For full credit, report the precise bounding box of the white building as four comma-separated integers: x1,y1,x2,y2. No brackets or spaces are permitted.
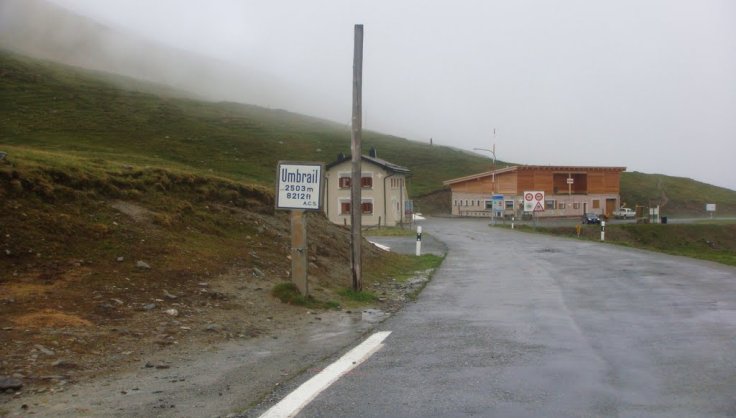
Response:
323,148,410,227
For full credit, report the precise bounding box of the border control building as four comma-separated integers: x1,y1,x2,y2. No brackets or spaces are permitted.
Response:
443,165,626,219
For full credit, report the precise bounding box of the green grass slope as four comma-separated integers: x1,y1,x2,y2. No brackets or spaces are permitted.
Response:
621,172,736,215
2,49,734,214
0,50,489,197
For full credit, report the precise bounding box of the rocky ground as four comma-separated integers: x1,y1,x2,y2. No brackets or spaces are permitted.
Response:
0,261,434,417
0,219,441,417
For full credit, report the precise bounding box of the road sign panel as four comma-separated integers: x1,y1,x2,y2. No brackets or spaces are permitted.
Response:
523,191,544,212
275,161,324,211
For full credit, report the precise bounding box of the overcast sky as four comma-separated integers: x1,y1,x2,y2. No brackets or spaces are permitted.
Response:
48,0,736,190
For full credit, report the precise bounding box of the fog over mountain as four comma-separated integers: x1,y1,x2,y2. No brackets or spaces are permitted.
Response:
0,0,320,112
2,0,735,191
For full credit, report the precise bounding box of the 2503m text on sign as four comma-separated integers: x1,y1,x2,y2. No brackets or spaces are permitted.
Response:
275,162,325,211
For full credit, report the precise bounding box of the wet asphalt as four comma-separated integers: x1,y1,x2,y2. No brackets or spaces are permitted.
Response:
367,233,447,257
296,217,736,417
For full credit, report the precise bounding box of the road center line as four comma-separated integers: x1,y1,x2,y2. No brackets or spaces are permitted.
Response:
259,331,392,418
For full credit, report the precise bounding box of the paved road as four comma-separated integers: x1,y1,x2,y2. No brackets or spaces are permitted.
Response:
294,217,736,417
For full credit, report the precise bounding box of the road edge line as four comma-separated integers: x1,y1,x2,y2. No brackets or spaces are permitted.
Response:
259,330,392,418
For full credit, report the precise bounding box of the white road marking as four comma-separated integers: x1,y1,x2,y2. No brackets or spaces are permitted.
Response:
368,240,391,252
259,331,392,418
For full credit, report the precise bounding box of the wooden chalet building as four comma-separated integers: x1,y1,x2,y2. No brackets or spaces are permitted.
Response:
443,165,626,218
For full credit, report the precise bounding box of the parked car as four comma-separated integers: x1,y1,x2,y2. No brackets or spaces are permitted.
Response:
613,207,636,219
582,213,601,224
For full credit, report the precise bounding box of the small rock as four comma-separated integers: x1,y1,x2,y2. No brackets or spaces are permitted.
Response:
252,267,265,278
204,323,222,332
34,345,55,356
136,260,151,269
116,256,124,262
143,303,157,311
0,376,23,391
165,309,179,317
197,282,209,287
51,359,78,369
163,290,177,300
111,298,124,305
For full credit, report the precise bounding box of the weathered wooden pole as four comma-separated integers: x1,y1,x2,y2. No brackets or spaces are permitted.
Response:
290,210,308,295
350,24,364,291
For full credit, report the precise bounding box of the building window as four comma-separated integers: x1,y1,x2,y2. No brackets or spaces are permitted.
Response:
592,200,600,209
340,201,351,215
361,200,373,214
454,199,458,206
339,176,351,189
573,202,580,209
558,203,566,210
361,176,373,189
545,200,556,210
465,200,469,206
505,200,514,209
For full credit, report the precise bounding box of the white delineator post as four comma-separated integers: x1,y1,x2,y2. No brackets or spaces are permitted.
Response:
600,221,606,241
416,226,422,256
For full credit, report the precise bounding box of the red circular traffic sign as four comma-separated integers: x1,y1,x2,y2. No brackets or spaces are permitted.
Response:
525,193,533,201
535,192,544,201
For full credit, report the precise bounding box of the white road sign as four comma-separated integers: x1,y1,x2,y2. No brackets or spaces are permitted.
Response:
523,190,545,212
706,203,716,212
276,162,324,210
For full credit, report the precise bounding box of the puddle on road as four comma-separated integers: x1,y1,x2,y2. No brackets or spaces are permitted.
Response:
361,309,389,323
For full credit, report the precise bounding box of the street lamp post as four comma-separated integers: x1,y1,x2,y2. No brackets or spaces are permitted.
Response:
473,144,497,223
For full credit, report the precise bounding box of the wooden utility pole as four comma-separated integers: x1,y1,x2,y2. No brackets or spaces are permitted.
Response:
350,24,364,291
290,210,308,295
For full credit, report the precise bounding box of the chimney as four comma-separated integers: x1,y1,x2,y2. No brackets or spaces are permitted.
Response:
369,147,377,158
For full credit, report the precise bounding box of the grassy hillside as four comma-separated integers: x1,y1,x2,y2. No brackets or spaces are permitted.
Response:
0,50,489,197
3,49,735,215
0,50,452,389
621,172,736,215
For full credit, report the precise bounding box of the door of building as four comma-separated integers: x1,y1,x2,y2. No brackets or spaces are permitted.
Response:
605,198,617,217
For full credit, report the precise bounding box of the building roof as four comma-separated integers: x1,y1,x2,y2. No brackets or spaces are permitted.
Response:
326,153,411,174
443,165,626,186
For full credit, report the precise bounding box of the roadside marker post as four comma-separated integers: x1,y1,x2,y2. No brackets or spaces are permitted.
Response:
600,221,606,241
416,226,422,256
275,162,325,296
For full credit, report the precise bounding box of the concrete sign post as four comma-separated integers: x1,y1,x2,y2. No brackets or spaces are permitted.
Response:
276,161,325,296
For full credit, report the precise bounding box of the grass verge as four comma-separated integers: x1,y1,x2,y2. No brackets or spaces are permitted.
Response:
504,223,736,267
271,283,340,310
363,227,417,237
